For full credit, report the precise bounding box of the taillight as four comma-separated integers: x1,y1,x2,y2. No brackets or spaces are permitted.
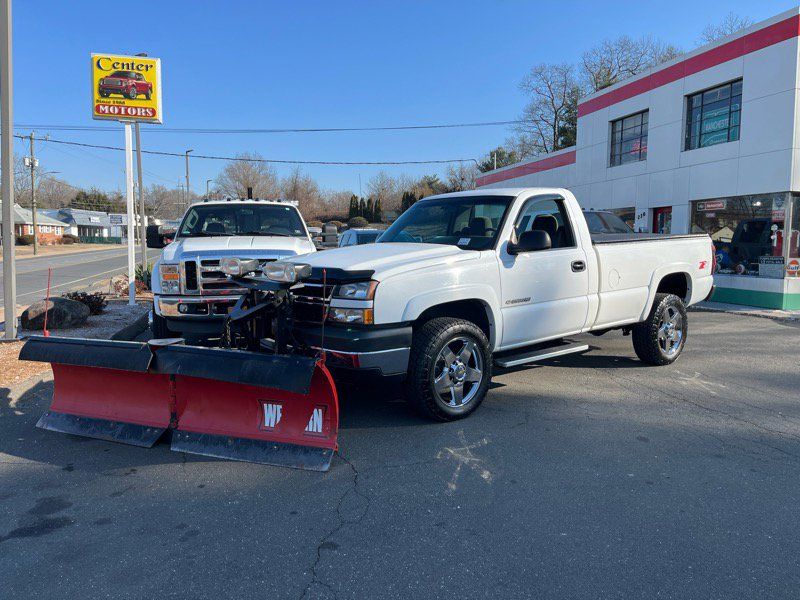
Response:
711,241,717,273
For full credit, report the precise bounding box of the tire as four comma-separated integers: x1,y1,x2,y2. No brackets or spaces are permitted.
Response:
128,86,137,99
99,91,109,98
145,89,152,100
632,293,688,365
404,317,492,421
151,312,171,339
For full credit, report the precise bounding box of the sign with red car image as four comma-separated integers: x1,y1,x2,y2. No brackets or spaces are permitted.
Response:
91,53,162,123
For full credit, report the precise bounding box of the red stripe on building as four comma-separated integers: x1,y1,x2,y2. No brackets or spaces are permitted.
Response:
475,150,576,186
578,14,800,117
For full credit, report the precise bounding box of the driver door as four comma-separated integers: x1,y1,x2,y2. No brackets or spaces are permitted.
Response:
499,196,589,347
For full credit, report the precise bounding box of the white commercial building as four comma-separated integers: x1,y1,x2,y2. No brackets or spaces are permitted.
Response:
477,8,800,309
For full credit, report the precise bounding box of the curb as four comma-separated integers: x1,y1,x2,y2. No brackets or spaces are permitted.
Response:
690,303,800,324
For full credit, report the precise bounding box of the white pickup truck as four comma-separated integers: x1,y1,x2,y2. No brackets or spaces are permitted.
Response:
148,198,316,339
276,188,715,421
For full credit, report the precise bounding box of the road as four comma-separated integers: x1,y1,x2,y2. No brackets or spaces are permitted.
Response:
0,247,160,309
1,311,799,599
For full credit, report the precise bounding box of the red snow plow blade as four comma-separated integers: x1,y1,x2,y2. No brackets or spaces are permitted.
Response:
20,337,339,471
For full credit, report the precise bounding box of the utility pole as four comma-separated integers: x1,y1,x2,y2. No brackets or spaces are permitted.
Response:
493,152,497,170
206,178,212,198
184,149,193,205
25,132,39,255
135,123,146,270
1,0,16,339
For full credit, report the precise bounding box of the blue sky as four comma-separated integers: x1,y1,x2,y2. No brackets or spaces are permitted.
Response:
11,0,796,196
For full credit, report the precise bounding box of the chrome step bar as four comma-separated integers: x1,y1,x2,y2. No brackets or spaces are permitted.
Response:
494,340,590,368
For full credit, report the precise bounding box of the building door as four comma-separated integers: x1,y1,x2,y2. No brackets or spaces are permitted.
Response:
653,206,672,234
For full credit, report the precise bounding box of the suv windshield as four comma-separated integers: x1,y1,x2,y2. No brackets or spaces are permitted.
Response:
178,204,307,238
110,71,135,79
379,195,513,250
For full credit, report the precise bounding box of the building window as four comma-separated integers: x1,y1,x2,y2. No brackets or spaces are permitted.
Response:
685,80,742,150
610,111,648,166
690,193,789,278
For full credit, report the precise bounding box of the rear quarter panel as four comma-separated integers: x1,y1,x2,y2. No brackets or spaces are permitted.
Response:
592,236,713,329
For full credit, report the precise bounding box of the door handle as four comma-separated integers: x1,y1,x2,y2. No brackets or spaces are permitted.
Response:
571,260,586,272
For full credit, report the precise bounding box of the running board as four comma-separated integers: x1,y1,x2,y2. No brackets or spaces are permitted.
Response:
494,340,590,368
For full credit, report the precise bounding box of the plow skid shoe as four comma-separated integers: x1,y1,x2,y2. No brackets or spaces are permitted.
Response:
169,356,339,471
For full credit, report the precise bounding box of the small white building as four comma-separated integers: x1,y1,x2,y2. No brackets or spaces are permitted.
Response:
477,8,800,310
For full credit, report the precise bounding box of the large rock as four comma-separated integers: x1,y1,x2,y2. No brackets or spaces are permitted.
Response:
21,297,90,330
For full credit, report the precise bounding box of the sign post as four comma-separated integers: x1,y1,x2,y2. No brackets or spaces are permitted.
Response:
91,52,162,306
1,0,15,339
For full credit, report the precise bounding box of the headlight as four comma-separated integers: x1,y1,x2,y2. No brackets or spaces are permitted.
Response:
220,257,260,277
263,261,312,283
327,308,374,325
160,264,180,294
332,281,378,300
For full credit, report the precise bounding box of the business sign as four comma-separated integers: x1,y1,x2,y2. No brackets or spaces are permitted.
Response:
758,255,785,279
91,53,163,123
696,200,727,212
109,214,124,225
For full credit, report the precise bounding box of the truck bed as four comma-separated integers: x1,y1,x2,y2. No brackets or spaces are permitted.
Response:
591,233,708,244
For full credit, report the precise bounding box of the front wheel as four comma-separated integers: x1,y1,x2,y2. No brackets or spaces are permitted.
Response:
128,86,137,99
404,317,491,421
632,293,688,365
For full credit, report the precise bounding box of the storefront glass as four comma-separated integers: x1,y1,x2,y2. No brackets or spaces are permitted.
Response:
789,194,799,278
690,193,789,279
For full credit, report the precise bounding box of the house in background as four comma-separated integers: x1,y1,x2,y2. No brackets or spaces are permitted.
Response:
0,202,67,243
45,207,112,241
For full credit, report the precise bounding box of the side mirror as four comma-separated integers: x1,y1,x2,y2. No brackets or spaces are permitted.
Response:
146,224,166,249
508,230,551,255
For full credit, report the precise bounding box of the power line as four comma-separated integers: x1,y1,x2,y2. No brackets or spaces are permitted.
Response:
14,119,522,135
14,134,479,166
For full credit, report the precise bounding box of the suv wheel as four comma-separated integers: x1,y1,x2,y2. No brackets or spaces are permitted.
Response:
145,89,152,100
405,317,492,421
632,293,688,365
128,86,137,99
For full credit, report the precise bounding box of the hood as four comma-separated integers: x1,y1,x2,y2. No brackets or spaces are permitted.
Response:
161,235,315,262
285,243,477,280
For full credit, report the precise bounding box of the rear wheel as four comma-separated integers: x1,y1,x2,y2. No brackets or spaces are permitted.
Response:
145,89,152,100
405,317,491,421
632,293,688,365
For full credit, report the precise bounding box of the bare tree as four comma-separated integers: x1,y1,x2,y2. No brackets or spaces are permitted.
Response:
581,35,681,92
698,12,753,45
367,171,406,211
145,184,188,220
281,167,324,218
445,162,478,192
513,63,581,157
214,152,280,199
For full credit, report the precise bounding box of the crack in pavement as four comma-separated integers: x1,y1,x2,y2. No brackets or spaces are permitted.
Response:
299,453,371,600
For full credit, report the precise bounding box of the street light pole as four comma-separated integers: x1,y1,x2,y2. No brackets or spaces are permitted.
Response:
206,179,212,198
27,132,39,255
1,0,16,339
184,149,193,205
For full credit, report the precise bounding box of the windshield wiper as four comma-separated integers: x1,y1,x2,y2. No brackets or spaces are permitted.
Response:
181,231,233,237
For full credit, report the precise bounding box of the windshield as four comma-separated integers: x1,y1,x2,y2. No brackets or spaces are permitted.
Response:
378,196,513,250
178,204,307,238
356,232,381,244
583,211,634,234
110,71,134,79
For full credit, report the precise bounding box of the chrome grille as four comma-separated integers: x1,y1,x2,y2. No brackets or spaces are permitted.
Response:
290,282,335,323
183,257,277,295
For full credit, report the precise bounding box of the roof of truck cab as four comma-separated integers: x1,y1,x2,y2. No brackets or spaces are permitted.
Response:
189,198,299,207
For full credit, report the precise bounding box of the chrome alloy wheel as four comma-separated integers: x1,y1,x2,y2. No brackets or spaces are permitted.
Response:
432,336,484,407
658,305,684,357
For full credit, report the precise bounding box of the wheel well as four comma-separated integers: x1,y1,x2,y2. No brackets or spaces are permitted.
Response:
656,272,689,301
415,300,492,342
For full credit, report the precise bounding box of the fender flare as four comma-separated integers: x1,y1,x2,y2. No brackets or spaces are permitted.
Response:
400,285,503,350
639,265,693,321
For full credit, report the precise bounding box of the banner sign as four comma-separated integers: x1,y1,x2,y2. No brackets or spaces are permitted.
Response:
91,53,163,123
696,200,727,212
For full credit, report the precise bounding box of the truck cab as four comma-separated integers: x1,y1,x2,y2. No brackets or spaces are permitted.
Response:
148,198,316,339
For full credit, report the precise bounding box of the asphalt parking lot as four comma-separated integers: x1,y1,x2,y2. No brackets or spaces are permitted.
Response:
2,310,799,599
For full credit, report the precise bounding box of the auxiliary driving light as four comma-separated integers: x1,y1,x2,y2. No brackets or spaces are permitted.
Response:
263,262,313,283
220,258,261,277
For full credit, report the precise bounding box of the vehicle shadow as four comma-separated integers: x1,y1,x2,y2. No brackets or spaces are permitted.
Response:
494,349,641,375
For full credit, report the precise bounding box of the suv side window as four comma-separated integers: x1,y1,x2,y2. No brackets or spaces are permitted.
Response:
514,197,575,249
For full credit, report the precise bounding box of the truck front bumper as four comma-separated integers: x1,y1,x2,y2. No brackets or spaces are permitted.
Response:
291,323,412,377
155,295,241,336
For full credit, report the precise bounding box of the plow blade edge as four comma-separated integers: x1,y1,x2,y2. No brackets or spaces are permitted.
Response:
20,337,339,470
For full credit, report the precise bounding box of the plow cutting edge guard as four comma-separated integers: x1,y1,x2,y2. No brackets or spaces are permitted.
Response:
21,336,339,471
